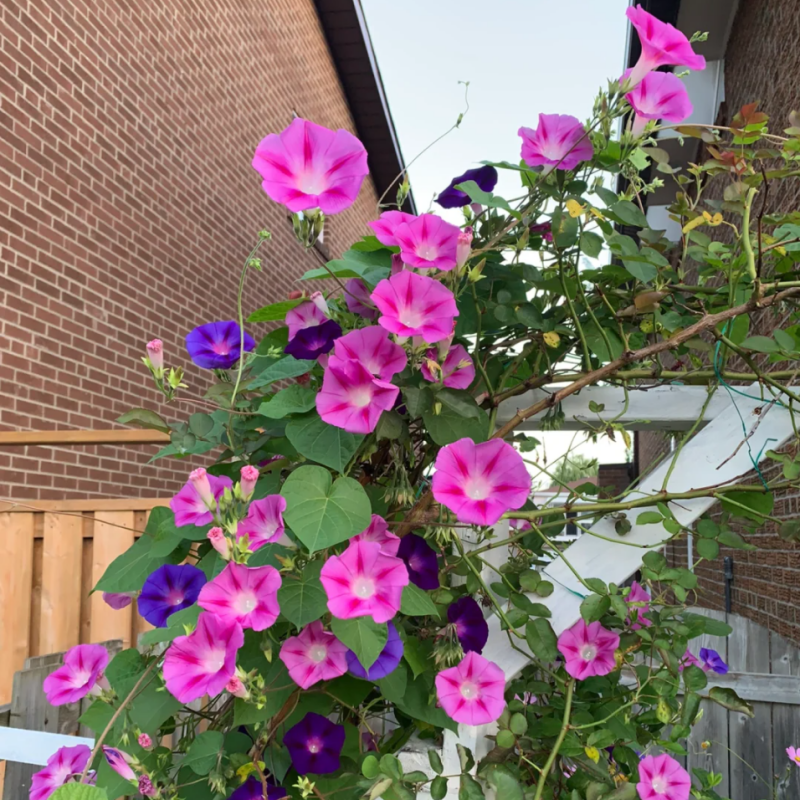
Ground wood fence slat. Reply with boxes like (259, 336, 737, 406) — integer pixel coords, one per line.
(0, 498, 171, 513)
(770, 631, 800, 800)
(90, 512, 135, 647)
(0, 429, 169, 446)
(0, 514, 34, 705)
(39, 513, 83, 655)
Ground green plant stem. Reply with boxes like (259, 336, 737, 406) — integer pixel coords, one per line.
(533, 679, 574, 800)
(742, 186, 759, 282)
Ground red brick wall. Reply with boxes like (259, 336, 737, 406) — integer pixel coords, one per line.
(0, 0, 380, 500)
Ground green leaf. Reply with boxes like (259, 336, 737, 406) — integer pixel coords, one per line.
(423, 404, 488, 446)
(278, 561, 328, 628)
(247, 298, 304, 323)
(138, 604, 201, 646)
(281, 466, 371, 553)
(741, 335, 781, 353)
(400, 583, 439, 617)
(580, 231, 604, 258)
(184, 730, 225, 775)
(622, 258, 658, 282)
(375, 410, 405, 441)
(455, 180, 520, 219)
(302, 248, 392, 282)
(708, 686, 755, 718)
(683, 613, 732, 637)
(403, 636, 433, 678)
(428, 750, 444, 775)
(286, 413, 364, 473)
(50, 786, 108, 800)
(459, 774, 485, 800)
(250, 356, 314, 389)
(584, 323, 623, 361)
(331, 617, 387, 670)
(696, 538, 719, 559)
(595, 186, 619, 206)
(609, 200, 648, 228)
(431, 778, 448, 800)
(773, 328, 796, 351)
(94, 534, 189, 593)
(683, 665, 708, 692)
(525, 618, 558, 662)
(580, 594, 610, 623)
(145, 506, 186, 557)
(117, 407, 170, 434)
(259, 385, 317, 419)
(486, 769, 523, 800)
(637, 511, 664, 525)
(188, 413, 215, 438)
(716, 529, 757, 550)
(79, 700, 115, 734)
(437, 389, 483, 419)
(402, 386, 434, 418)
(719, 491, 774, 523)
(377, 662, 408, 703)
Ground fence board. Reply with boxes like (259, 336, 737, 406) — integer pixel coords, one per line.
(770, 632, 800, 800)
(0, 514, 34, 705)
(39, 513, 83, 655)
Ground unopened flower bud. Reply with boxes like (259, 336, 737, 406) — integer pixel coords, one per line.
(239, 465, 259, 500)
(456, 227, 473, 270)
(391, 253, 405, 275)
(146, 339, 164, 372)
(189, 468, 216, 510)
(138, 776, 157, 797)
(226, 676, 248, 699)
(288, 290, 303, 300)
(470, 203, 482, 216)
(137, 733, 153, 750)
(208, 527, 230, 559)
(309, 291, 328, 315)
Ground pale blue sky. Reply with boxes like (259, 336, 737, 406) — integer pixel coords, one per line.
(362, 0, 630, 215)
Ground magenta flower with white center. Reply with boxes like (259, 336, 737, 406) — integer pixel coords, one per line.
(42, 644, 109, 706)
(557, 619, 620, 680)
(198, 562, 281, 631)
(251, 117, 369, 214)
(435, 651, 506, 725)
(30, 744, 92, 800)
(279, 620, 348, 689)
(286, 300, 328, 340)
(625, 70, 692, 135)
(371, 270, 459, 344)
(236, 495, 287, 550)
(316, 358, 399, 434)
(163, 611, 243, 703)
(637, 753, 691, 800)
(431, 438, 531, 526)
(170, 470, 232, 527)
(330, 326, 407, 380)
(393, 213, 461, 271)
(421, 344, 475, 389)
(625, 4, 706, 88)
(320, 540, 409, 623)
(352, 514, 400, 557)
(344, 278, 379, 320)
(102, 746, 136, 782)
(678, 649, 702, 672)
(146, 339, 163, 371)
(519, 114, 594, 173)
(626, 581, 652, 630)
(239, 465, 259, 499)
(367, 210, 418, 246)
(102, 592, 134, 610)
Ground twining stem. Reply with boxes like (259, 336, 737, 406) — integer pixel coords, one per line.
(741, 186, 759, 282)
(532, 679, 575, 800)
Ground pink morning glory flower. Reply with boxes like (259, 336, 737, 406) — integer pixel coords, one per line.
(251, 118, 369, 215)
(320, 540, 409, 623)
(236, 495, 287, 550)
(637, 753, 691, 800)
(625, 70, 692, 135)
(626, 5, 706, 88)
(279, 620, 348, 689)
(435, 651, 506, 725)
(286, 300, 328, 340)
(431, 438, 532, 526)
(787, 746, 800, 767)
(626, 581, 652, 630)
(368, 210, 417, 246)
(170, 470, 233, 527)
(316, 358, 399, 434)
(198, 562, 282, 631)
(102, 746, 136, 782)
(330, 326, 407, 381)
(239, 465, 260, 499)
(344, 278, 378, 320)
(42, 644, 109, 706)
(519, 114, 594, 173)
(352, 514, 400, 557)
(371, 270, 459, 344)
(557, 619, 620, 680)
(393, 214, 461, 271)
(421, 343, 475, 389)
(163, 611, 244, 703)
(30, 744, 92, 800)
(679, 649, 702, 672)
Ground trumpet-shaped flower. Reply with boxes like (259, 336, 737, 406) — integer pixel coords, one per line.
(279, 621, 348, 689)
(421, 344, 475, 389)
(236, 495, 287, 550)
(368, 210, 417, 246)
(352, 514, 400, 557)
(170, 471, 232, 527)
(393, 214, 461, 271)
(284, 713, 345, 775)
(252, 118, 369, 214)
(316, 358, 398, 434)
(557, 619, 620, 680)
(102, 747, 136, 782)
(431, 438, 531, 526)
(284, 319, 342, 360)
(185, 321, 255, 370)
(625, 70, 692, 135)
(344, 278, 379, 320)
(320, 540, 409, 623)
(30, 745, 92, 800)
(330, 326, 407, 380)
(447, 597, 489, 654)
(43, 644, 109, 706)
(138, 563, 207, 628)
(198, 562, 282, 631)
(519, 114, 594, 172)
(699, 648, 728, 675)
(637, 753, 691, 800)
(435, 651, 506, 725)
(397, 534, 439, 590)
(346, 622, 403, 680)
(286, 301, 328, 340)
(626, 5, 706, 88)
(371, 270, 459, 344)
(230, 776, 288, 800)
(436, 166, 498, 209)
(163, 612, 243, 703)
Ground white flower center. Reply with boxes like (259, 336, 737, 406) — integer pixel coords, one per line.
(309, 645, 328, 664)
(460, 680, 480, 701)
(397, 308, 423, 329)
(464, 478, 491, 500)
(298, 172, 326, 195)
(349, 386, 373, 408)
(72, 668, 92, 688)
(352, 577, 376, 599)
(204, 649, 226, 673)
(651, 776, 667, 793)
(167, 590, 185, 606)
(235, 591, 258, 615)
(307, 738, 322, 754)
(580, 644, 597, 661)
(416, 243, 438, 261)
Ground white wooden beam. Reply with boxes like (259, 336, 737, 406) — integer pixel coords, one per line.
(497, 385, 733, 431)
(0, 727, 94, 766)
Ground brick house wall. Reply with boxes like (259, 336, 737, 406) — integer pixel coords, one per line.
(0, 0, 382, 500)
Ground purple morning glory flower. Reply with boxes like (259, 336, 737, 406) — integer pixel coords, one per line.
(346, 622, 403, 680)
(284, 319, 342, 360)
(397, 534, 439, 590)
(186, 321, 256, 369)
(230, 776, 287, 800)
(138, 564, 206, 628)
(447, 597, 489, 654)
(283, 712, 345, 775)
(436, 166, 498, 209)
(699, 648, 728, 675)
